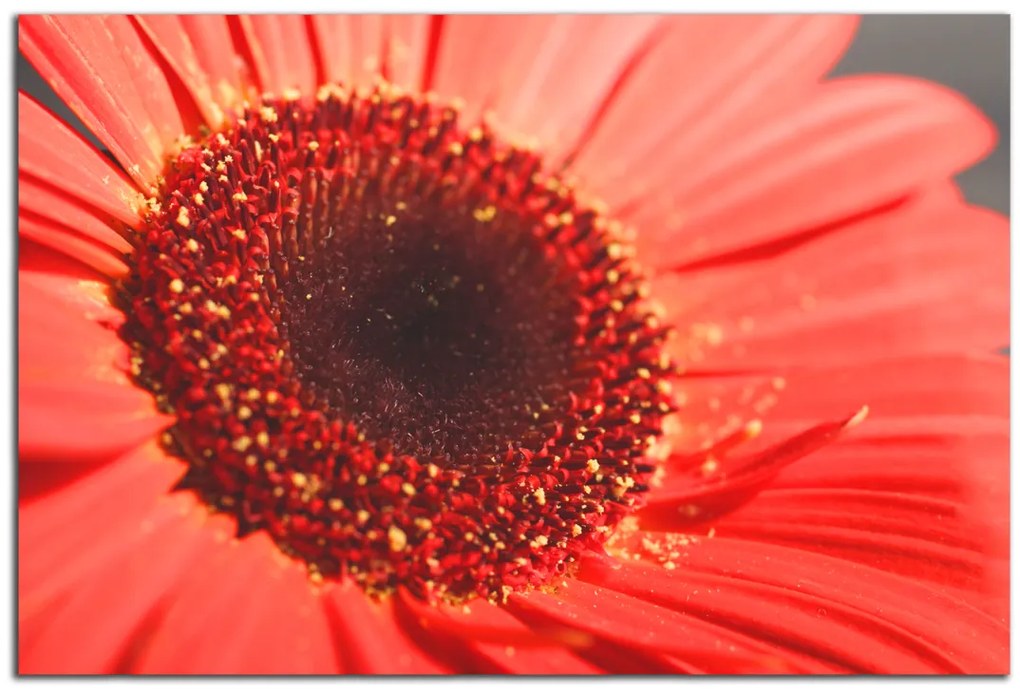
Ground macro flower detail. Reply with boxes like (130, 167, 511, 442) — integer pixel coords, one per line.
(18, 14, 1008, 674)
(122, 87, 674, 600)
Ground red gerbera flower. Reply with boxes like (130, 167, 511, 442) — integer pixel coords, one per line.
(18, 14, 1009, 675)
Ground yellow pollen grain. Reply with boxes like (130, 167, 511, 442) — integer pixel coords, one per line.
(401, 482, 416, 496)
(256, 431, 270, 448)
(169, 278, 185, 294)
(265, 390, 280, 404)
(473, 205, 497, 222)
(291, 473, 308, 488)
(572, 524, 583, 537)
(448, 141, 464, 156)
(533, 487, 547, 506)
(587, 458, 601, 473)
(307, 140, 320, 151)
(356, 510, 370, 525)
(259, 105, 279, 123)
(388, 525, 408, 552)
(232, 436, 252, 452)
(328, 498, 344, 511)
(532, 535, 549, 548)
(175, 207, 191, 227)
(385, 215, 397, 226)
(628, 412, 642, 424)
(198, 180, 209, 193)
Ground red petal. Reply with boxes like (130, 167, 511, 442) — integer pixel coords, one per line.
(177, 15, 258, 108)
(19, 211, 129, 279)
(507, 581, 822, 673)
(310, 15, 387, 87)
(238, 14, 318, 96)
(19, 15, 187, 188)
(572, 15, 857, 188)
(19, 314, 135, 396)
(19, 507, 206, 674)
(381, 15, 432, 90)
(134, 15, 227, 129)
(19, 273, 170, 459)
(20, 174, 132, 255)
(657, 195, 1007, 369)
(322, 585, 447, 673)
(395, 590, 601, 673)
(136, 532, 337, 673)
(642, 408, 867, 526)
(633, 76, 995, 268)
(579, 541, 1008, 673)
(18, 91, 143, 227)
(19, 442, 186, 613)
(652, 355, 1007, 617)
(431, 16, 659, 160)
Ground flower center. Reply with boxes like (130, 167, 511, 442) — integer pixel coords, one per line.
(118, 84, 676, 602)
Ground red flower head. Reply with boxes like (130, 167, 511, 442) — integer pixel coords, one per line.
(18, 14, 1008, 674)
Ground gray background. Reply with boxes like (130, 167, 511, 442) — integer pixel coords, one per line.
(17, 14, 1010, 214)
